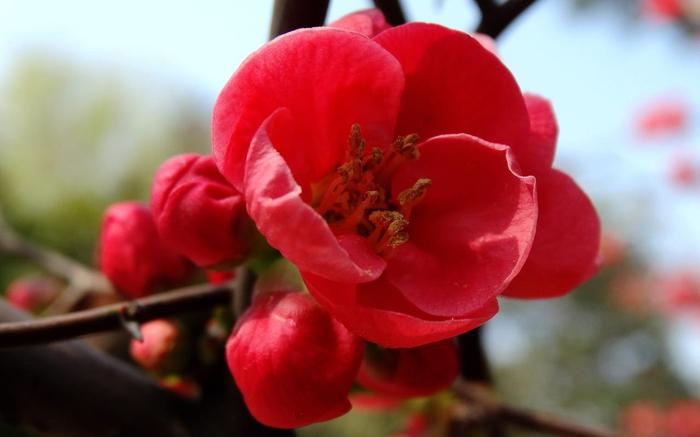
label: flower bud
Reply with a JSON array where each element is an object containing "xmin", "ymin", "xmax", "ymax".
[
  {"xmin": 130, "ymin": 319, "xmax": 187, "ymax": 373},
  {"xmin": 99, "ymin": 201, "xmax": 191, "ymax": 298},
  {"xmin": 357, "ymin": 339, "xmax": 459, "ymax": 398},
  {"xmin": 151, "ymin": 154, "xmax": 251, "ymax": 268},
  {"xmin": 5, "ymin": 275, "xmax": 60, "ymax": 312},
  {"xmin": 226, "ymin": 291, "xmax": 364, "ymax": 428}
]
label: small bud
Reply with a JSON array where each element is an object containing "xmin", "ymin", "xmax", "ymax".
[
  {"xmin": 5, "ymin": 275, "xmax": 60, "ymax": 312},
  {"xmin": 99, "ymin": 202, "xmax": 191, "ymax": 298},
  {"xmin": 357, "ymin": 339, "xmax": 459, "ymax": 398},
  {"xmin": 130, "ymin": 319, "xmax": 187, "ymax": 373},
  {"xmin": 151, "ymin": 154, "xmax": 252, "ymax": 268},
  {"xmin": 226, "ymin": 291, "xmax": 364, "ymax": 429}
]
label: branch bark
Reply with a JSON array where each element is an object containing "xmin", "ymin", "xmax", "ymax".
[
  {"xmin": 0, "ymin": 208, "xmax": 113, "ymax": 314},
  {"xmin": 0, "ymin": 282, "xmax": 234, "ymax": 348},
  {"xmin": 452, "ymin": 379, "xmax": 617, "ymax": 437},
  {"xmin": 269, "ymin": 0, "xmax": 330, "ymax": 38},
  {"xmin": 372, "ymin": 0, "xmax": 407, "ymax": 25},
  {"xmin": 0, "ymin": 300, "xmax": 292, "ymax": 437},
  {"xmin": 474, "ymin": 0, "xmax": 538, "ymax": 39}
]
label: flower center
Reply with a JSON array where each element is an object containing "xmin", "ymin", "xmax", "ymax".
[{"xmin": 313, "ymin": 124, "xmax": 431, "ymax": 255}]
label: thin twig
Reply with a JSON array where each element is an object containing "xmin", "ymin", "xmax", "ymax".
[
  {"xmin": 0, "ymin": 208, "xmax": 113, "ymax": 313},
  {"xmin": 474, "ymin": 0, "xmax": 538, "ymax": 39},
  {"xmin": 372, "ymin": 0, "xmax": 407, "ymax": 25},
  {"xmin": 452, "ymin": 379, "xmax": 617, "ymax": 437},
  {"xmin": 0, "ymin": 282, "xmax": 234, "ymax": 348},
  {"xmin": 269, "ymin": 0, "xmax": 330, "ymax": 39}
]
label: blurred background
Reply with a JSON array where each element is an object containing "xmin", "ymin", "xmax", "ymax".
[{"xmin": 2, "ymin": 0, "xmax": 700, "ymax": 435}]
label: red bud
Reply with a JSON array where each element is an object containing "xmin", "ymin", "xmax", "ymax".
[
  {"xmin": 99, "ymin": 202, "xmax": 191, "ymax": 298},
  {"xmin": 226, "ymin": 291, "xmax": 364, "ymax": 428},
  {"xmin": 5, "ymin": 275, "xmax": 60, "ymax": 312},
  {"xmin": 151, "ymin": 154, "xmax": 251, "ymax": 268}
]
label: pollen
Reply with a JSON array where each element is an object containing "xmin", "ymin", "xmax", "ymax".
[{"xmin": 313, "ymin": 124, "xmax": 431, "ymax": 256}]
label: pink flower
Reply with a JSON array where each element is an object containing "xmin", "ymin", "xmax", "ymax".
[
  {"xmin": 357, "ymin": 339, "xmax": 459, "ymax": 398},
  {"xmin": 212, "ymin": 10, "xmax": 600, "ymax": 347},
  {"xmin": 99, "ymin": 202, "xmax": 191, "ymax": 298},
  {"xmin": 226, "ymin": 291, "xmax": 364, "ymax": 428},
  {"xmin": 635, "ymin": 98, "xmax": 688, "ymax": 139},
  {"xmin": 151, "ymin": 153, "xmax": 251, "ymax": 268},
  {"xmin": 129, "ymin": 319, "xmax": 185, "ymax": 372},
  {"xmin": 5, "ymin": 275, "xmax": 60, "ymax": 312}
]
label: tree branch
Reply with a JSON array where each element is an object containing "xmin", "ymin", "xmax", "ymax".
[
  {"xmin": 0, "ymin": 282, "xmax": 234, "ymax": 348},
  {"xmin": 269, "ymin": 0, "xmax": 330, "ymax": 39},
  {"xmin": 372, "ymin": 0, "xmax": 407, "ymax": 25},
  {"xmin": 474, "ymin": 0, "xmax": 538, "ymax": 39},
  {"xmin": 452, "ymin": 379, "xmax": 616, "ymax": 437},
  {"xmin": 0, "ymin": 300, "xmax": 292, "ymax": 437},
  {"xmin": 0, "ymin": 208, "xmax": 113, "ymax": 314}
]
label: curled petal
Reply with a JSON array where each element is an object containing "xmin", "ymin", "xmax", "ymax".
[
  {"xmin": 151, "ymin": 154, "xmax": 251, "ymax": 268},
  {"xmin": 304, "ymin": 272, "xmax": 498, "ymax": 348},
  {"xmin": 226, "ymin": 291, "xmax": 364, "ymax": 428},
  {"xmin": 245, "ymin": 110, "xmax": 386, "ymax": 283},
  {"xmin": 388, "ymin": 134, "xmax": 538, "ymax": 316},
  {"xmin": 373, "ymin": 23, "xmax": 531, "ymax": 166},
  {"xmin": 213, "ymin": 27, "xmax": 404, "ymax": 190},
  {"xmin": 520, "ymin": 93, "xmax": 558, "ymax": 176},
  {"xmin": 503, "ymin": 170, "xmax": 601, "ymax": 299},
  {"xmin": 328, "ymin": 8, "xmax": 392, "ymax": 37}
]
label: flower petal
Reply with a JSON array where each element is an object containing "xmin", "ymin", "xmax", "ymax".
[
  {"xmin": 213, "ymin": 27, "xmax": 404, "ymax": 191},
  {"xmin": 373, "ymin": 23, "xmax": 531, "ymax": 166},
  {"xmin": 245, "ymin": 110, "xmax": 386, "ymax": 283},
  {"xmin": 303, "ymin": 272, "xmax": 498, "ymax": 348},
  {"xmin": 328, "ymin": 8, "xmax": 392, "ymax": 37},
  {"xmin": 387, "ymin": 134, "xmax": 537, "ymax": 316},
  {"xmin": 520, "ymin": 93, "xmax": 558, "ymax": 176},
  {"xmin": 503, "ymin": 169, "xmax": 601, "ymax": 298}
]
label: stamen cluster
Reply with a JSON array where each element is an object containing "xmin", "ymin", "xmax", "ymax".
[{"xmin": 315, "ymin": 124, "xmax": 431, "ymax": 254}]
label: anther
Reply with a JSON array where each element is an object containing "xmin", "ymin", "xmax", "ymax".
[
  {"xmin": 398, "ymin": 178, "xmax": 432, "ymax": 218},
  {"xmin": 348, "ymin": 123, "xmax": 366, "ymax": 159}
]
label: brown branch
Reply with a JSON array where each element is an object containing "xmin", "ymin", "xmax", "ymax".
[
  {"xmin": 452, "ymin": 379, "xmax": 617, "ymax": 437},
  {"xmin": 372, "ymin": 0, "xmax": 407, "ymax": 25},
  {"xmin": 474, "ymin": 0, "xmax": 538, "ymax": 39},
  {"xmin": 0, "ymin": 207, "xmax": 113, "ymax": 314},
  {"xmin": 0, "ymin": 300, "xmax": 293, "ymax": 436},
  {"xmin": 269, "ymin": 0, "xmax": 330, "ymax": 39},
  {"xmin": 0, "ymin": 282, "xmax": 234, "ymax": 348}
]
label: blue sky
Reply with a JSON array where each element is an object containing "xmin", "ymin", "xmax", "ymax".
[{"xmin": 2, "ymin": 0, "xmax": 700, "ymax": 268}]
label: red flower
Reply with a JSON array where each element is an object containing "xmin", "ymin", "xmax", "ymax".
[
  {"xmin": 212, "ymin": 11, "xmax": 600, "ymax": 347},
  {"xmin": 226, "ymin": 291, "xmax": 364, "ymax": 428},
  {"xmin": 5, "ymin": 275, "xmax": 60, "ymax": 312},
  {"xmin": 151, "ymin": 153, "xmax": 251, "ymax": 268},
  {"xmin": 99, "ymin": 202, "xmax": 191, "ymax": 298},
  {"xmin": 357, "ymin": 339, "xmax": 459, "ymax": 398}
]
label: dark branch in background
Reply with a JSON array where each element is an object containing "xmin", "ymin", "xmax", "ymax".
[
  {"xmin": 0, "ymin": 301, "xmax": 292, "ymax": 437},
  {"xmin": 0, "ymin": 208, "xmax": 113, "ymax": 313},
  {"xmin": 0, "ymin": 282, "xmax": 234, "ymax": 348},
  {"xmin": 452, "ymin": 379, "xmax": 616, "ymax": 437},
  {"xmin": 474, "ymin": 0, "xmax": 538, "ymax": 39},
  {"xmin": 372, "ymin": 0, "xmax": 407, "ymax": 25},
  {"xmin": 269, "ymin": 0, "xmax": 330, "ymax": 38}
]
